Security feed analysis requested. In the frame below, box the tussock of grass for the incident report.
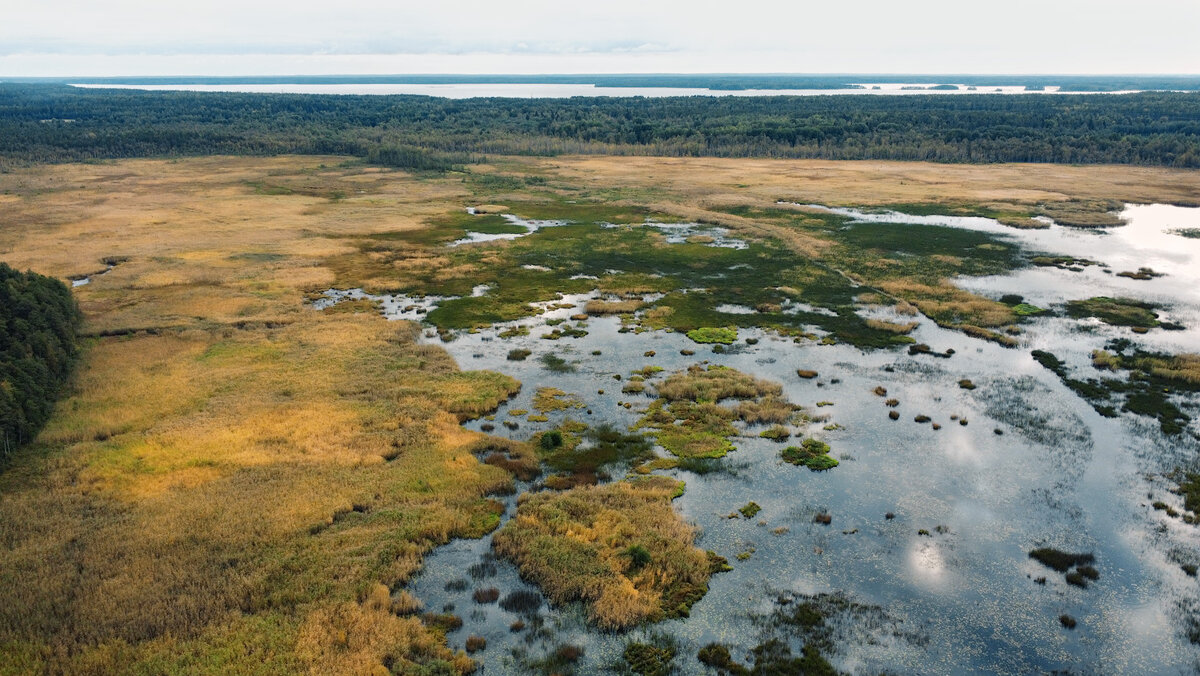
[781,439,838,471]
[492,476,726,629]
[655,365,780,403]
[686,327,738,344]
[585,299,645,315]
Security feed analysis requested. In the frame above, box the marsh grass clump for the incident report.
[1066,296,1160,328]
[492,477,725,629]
[739,502,762,519]
[499,589,543,615]
[533,387,585,412]
[687,327,738,345]
[1038,345,1197,434]
[540,353,574,373]
[538,423,654,488]
[1030,548,1098,587]
[638,365,793,458]
[465,635,487,653]
[472,587,500,604]
[507,348,533,361]
[759,425,791,441]
[623,632,678,676]
[782,439,838,471]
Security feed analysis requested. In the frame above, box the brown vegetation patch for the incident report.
[492,477,724,629]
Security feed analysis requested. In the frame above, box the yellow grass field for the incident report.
[2,155,1198,674]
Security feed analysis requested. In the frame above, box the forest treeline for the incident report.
[2,83,1199,167]
[0,263,81,463]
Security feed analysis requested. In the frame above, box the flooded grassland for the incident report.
[3,156,1200,675]
[322,199,1200,674]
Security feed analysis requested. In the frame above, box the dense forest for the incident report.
[2,83,1200,167]
[0,263,81,463]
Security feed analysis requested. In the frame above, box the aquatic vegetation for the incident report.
[1170,227,1200,239]
[623,632,677,676]
[1175,473,1200,515]
[739,502,763,518]
[1060,614,1078,629]
[472,587,499,604]
[1037,344,1198,434]
[507,348,532,361]
[492,477,726,629]
[1038,199,1126,228]
[532,387,585,412]
[781,439,838,471]
[865,318,920,334]
[686,327,738,344]
[498,590,542,615]
[538,424,655,487]
[656,365,781,403]
[638,365,794,458]
[585,299,645,315]
[1029,548,1095,573]
[797,369,820,379]
[958,379,977,390]
[540,353,574,373]
[1012,303,1046,316]
[759,425,791,441]
[1065,296,1160,328]
[1117,267,1164,280]
[1031,255,1099,269]
[472,436,541,481]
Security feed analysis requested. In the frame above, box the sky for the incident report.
[2,0,1199,77]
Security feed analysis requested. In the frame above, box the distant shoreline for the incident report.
[3,73,1198,94]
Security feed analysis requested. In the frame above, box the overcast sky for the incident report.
[3,0,1198,77]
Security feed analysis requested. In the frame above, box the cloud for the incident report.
[2,0,1198,75]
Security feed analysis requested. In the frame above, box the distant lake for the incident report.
[69,82,1140,98]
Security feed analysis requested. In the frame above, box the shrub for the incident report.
[540,430,564,450]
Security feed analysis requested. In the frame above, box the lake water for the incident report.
[317,204,1200,673]
[68,82,1140,98]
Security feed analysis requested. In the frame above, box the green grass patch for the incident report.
[687,327,738,344]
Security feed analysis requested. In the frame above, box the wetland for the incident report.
[2,155,1200,675]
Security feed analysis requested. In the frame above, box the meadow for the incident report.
[2,154,1200,674]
